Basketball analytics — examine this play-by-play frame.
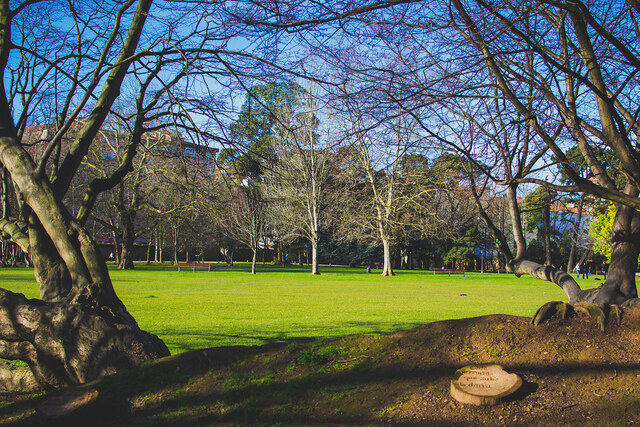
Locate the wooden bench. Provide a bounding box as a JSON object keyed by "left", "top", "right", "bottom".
{"left": 178, "top": 262, "right": 212, "bottom": 272}
{"left": 434, "top": 269, "right": 465, "bottom": 276}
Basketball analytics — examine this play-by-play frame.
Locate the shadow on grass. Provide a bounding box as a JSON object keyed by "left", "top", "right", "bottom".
{"left": 0, "top": 274, "right": 37, "bottom": 283}
{"left": 158, "top": 321, "right": 426, "bottom": 353}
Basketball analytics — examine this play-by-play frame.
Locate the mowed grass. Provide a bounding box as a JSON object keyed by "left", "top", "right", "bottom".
{"left": 0, "top": 263, "right": 601, "bottom": 354}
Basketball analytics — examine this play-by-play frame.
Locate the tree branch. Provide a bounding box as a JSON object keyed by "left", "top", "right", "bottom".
{"left": 0, "top": 218, "right": 29, "bottom": 253}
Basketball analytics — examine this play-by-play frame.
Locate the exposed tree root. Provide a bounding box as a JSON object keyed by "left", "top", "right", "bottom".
{"left": 531, "top": 301, "right": 570, "bottom": 326}
{"left": 0, "top": 285, "right": 169, "bottom": 391}
{"left": 0, "top": 363, "right": 38, "bottom": 390}
{"left": 531, "top": 300, "right": 627, "bottom": 331}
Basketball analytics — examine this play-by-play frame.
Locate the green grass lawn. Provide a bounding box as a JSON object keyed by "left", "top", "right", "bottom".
{"left": 0, "top": 263, "right": 602, "bottom": 354}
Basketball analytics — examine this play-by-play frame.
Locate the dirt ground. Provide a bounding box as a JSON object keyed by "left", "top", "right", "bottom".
{"left": 2, "top": 305, "right": 640, "bottom": 426}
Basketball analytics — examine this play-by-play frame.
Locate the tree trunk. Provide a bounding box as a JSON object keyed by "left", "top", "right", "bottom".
{"left": 0, "top": 220, "right": 168, "bottom": 390}
{"left": 584, "top": 205, "right": 640, "bottom": 304}
{"left": 112, "top": 230, "right": 122, "bottom": 266}
{"left": 154, "top": 230, "right": 158, "bottom": 263}
{"left": 172, "top": 225, "right": 178, "bottom": 266}
{"left": 381, "top": 237, "right": 395, "bottom": 276}
{"left": 251, "top": 249, "right": 257, "bottom": 274}
{"left": 146, "top": 234, "right": 152, "bottom": 265}
{"left": 512, "top": 259, "right": 583, "bottom": 302}
{"left": 29, "top": 216, "right": 71, "bottom": 302}
{"left": 118, "top": 216, "right": 135, "bottom": 270}
{"left": 0, "top": 284, "right": 168, "bottom": 390}
{"left": 117, "top": 183, "right": 136, "bottom": 269}
{"left": 311, "top": 236, "right": 320, "bottom": 275}
{"left": 118, "top": 241, "right": 134, "bottom": 270}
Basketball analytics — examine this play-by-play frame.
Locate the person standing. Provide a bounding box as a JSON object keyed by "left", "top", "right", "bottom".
{"left": 576, "top": 263, "right": 581, "bottom": 279}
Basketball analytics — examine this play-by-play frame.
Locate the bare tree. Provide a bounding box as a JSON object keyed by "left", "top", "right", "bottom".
{"left": 443, "top": 0, "right": 640, "bottom": 306}
{"left": 352, "top": 0, "right": 640, "bottom": 304}
{"left": 222, "top": 182, "right": 267, "bottom": 274}
{"left": 336, "top": 98, "right": 419, "bottom": 276}
{"left": 268, "top": 84, "right": 329, "bottom": 275}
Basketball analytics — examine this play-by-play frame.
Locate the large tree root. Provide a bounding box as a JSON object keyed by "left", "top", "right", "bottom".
{"left": 531, "top": 301, "right": 624, "bottom": 331}
{"left": 0, "top": 286, "right": 169, "bottom": 391}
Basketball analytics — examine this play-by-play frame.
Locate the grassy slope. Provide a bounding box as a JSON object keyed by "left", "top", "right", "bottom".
{"left": 0, "top": 263, "right": 601, "bottom": 354}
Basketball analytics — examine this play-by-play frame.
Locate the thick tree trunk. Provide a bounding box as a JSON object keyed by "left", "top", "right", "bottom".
{"left": 311, "top": 236, "right": 320, "bottom": 275}
{"left": 0, "top": 221, "right": 169, "bottom": 390}
{"left": 512, "top": 259, "right": 583, "bottom": 303}
{"left": 117, "top": 182, "right": 136, "bottom": 269}
{"left": 112, "top": 230, "right": 122, "bottom": 266}
{"left": 118, "top": 214, "right": 135, "bottom": 269}
{"left": 29, "top": 216, "right": 71, "bottom": 302}
{"left": 118, "top": 210, "right": 135, "bottom": 269}
{"left": 0, "top": 283, "right": 168, "bottom": 390}
{"left": 381, "top": 238, "right": 395, "bottom": 277}
{"left": 583, "top": 205, "right": 640, "bottom": 304}
{"left": 118, "top": 239, "right": 135, "bottom": 270}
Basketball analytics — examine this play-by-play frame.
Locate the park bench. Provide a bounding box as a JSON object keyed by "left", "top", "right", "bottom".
{"left": 434, "top": 269, "right": 465, "bottom": 276}
{"left": 178, "top": 262, "right": 213, "bottom": 272}
{"left": 497, "top": 269, "right": 508, "bottom": 274}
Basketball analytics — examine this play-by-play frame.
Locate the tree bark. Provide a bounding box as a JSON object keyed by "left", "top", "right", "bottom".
{"left": 118, "top": 209, "right": 136, "bottom": 270}
{"left": 381, "top": 237, "right": 394, "bottom": 276}
{"left": 29, "top": 216, "right": 70, "bottom": 302}
{"left": 0, "top": 280, "right": 168, "bottom": 390}
{"left": 172, "top": 225, "right": 178, "bottom": 266}
{"left": 159, "top": 227, "right": 164, "bottom": 263}
{"left": 311, "top": 235, "right": 320, "bottom": 275}
{"left": 146, "top": 233, "right": 152, "bottom": 264}
{"left": 251, "top": 249, "right": 257, "bottom": 274}
{"left": 512, "top": 259, "right": 583, "bottom": 303}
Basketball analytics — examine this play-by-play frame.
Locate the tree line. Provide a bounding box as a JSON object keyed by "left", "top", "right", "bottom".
{"left": 0, "top": 0, "right": 638, "bottom": 390}
{"left": 40, "top": 80, "right": 601, "bottom": 278}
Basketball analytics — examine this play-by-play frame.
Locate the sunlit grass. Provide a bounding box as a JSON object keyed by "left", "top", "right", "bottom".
{"left": 0, "top": 263, "right": 603, "bottom": 354}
